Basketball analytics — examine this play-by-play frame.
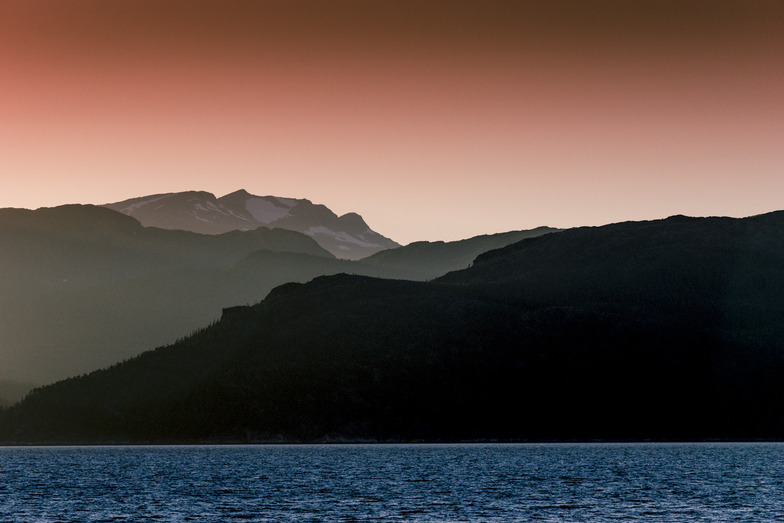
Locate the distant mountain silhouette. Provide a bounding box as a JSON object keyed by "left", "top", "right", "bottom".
{"left": 104, "top": 190, "right": 399, "bottom": 259}
{"left": 360, "top": 227, "right": 559, "bottom": 280}
{"left": 3, "top": 212, "right": 783, "bottom": 443}
{"left": 0, "top": 204, "right": 550, "bottom": 384}
{"left": 0, "top": 204, "right": 331, "bottom": 383}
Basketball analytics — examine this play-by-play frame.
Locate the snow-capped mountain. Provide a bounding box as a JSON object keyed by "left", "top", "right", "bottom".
{"left": 104, "top": 190, "right": 399, "bottom": 259}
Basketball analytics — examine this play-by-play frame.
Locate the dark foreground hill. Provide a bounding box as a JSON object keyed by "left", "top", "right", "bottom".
{"left": 2, "top": 212, "right": 783, "bottom": 443}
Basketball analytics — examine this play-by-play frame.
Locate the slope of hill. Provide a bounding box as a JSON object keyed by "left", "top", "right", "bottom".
{"left": 0, "top": 380, "right": 36, "bottom": 408}
{"left": 0, "top": 204, "right": 550, "bottom": 385}
{"left": 359, "top": 227, "right": 559, "bottom": 280}
{"left": 440, "top": 212, "right": 784, "bottom": 345}
{"left": 0, "top": 204, "right": 332, "bottom": 294}
{"left": 3, "top": 212, "right": 783, "bottom": 443}
{"left": 0, "top": 204, "right": 333, "bottom": 383}
{"left": 104, "top": 190, "right": 399, "bottom": 259}
{"left": 218, "top": 226, "right": 560, "bottom": 291}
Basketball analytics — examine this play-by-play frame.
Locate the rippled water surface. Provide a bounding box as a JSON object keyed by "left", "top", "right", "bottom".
{"left": 1, "top": 442, "right": 784, "bottom": 521}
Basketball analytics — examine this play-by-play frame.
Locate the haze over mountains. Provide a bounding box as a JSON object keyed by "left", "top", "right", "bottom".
{"left": 0, "top": 204, "right": 327, "bottom": 384}
{"left": 104, "top": 190, "right": 399, "bottom": 260}
{"left": 0, "top": 200, "right": 553, "bottom": 388}
{"left": 2, "top": 211, "right": 783, "bottom": 443}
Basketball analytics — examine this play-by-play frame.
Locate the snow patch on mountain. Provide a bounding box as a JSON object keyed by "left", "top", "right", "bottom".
{"left": 189, "top": 213, "right": 212, "bottom": 223}
{"left": 104, "top": 189, "right": 399, "bottom": 259}
{"left": 307, "top": 226, "right": 384, "bottom": 248}
{"left": 245, "top": 198, "right": 292, "bottom": 224}
{"left": 194, "top": 202, "right": 221, "bottom": 214}
{"left": 119, "top": 194, "right": 170, "bottom": 214}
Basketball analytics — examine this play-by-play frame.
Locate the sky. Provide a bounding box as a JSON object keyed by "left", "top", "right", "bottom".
{"left": 1, "top": 0, "right": 783, "bottom": 245}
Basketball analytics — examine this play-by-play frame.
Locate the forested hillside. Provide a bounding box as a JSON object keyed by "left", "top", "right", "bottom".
{"left": 2, "top": 213, "right": 783, "bottom": 443}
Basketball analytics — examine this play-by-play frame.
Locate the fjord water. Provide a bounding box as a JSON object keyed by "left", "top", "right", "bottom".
{"left": 1, "top": 443, "right": 783, "bottom": 521}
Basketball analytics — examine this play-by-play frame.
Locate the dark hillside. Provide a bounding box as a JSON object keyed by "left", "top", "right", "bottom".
{"left": 440, "top": 213, "right": 784, "bottom": 344}
{"left": 2, "top": 213, "right": 783, "bottom": 443}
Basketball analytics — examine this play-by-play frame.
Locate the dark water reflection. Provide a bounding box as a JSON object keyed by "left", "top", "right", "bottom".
{"left": 1, "top": 442, "right": 783, "bottom": 521}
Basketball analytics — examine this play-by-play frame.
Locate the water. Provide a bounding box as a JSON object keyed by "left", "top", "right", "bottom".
{"left": 1, "top": 442, "right": 783, "bottom": 521}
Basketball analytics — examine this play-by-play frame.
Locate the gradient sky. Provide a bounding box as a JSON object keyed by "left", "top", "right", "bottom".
{"left": 1, "top": 1, "right": 782, "bottom": 244}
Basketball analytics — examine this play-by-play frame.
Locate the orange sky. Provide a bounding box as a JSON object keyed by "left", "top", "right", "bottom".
{"left": 1, "top": 0, "right": 783, "bottom": 244}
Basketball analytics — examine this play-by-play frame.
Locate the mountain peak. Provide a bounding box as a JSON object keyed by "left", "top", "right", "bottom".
{"left": 222, "top": 189, "right": 251, "bottom": 198}
{"left": 338, "top": 212, "right": 370, "bottom": 232}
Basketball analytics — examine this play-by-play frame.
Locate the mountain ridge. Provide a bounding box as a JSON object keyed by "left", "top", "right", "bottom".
{"left": 0, "top": 203, "right": 552, "bottom": 384}
{"left": 3, "top": 211, "right": 783, "bottom": 442}
{"left": 104, "top": 189, "right": 399, "bottom": 260}
{"left": 0, "top": 204, "right": 333, "bottom": 383}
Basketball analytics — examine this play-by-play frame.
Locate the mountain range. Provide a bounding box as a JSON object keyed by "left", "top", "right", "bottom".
{"left": 0, "top": 202, "right": 554, "bottom": 387}
{"left": 104, "top": 190, "right": 399, "bottom": 260}
{"left": 2, "top": 211, "right": 782, "bottom": 443}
